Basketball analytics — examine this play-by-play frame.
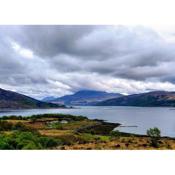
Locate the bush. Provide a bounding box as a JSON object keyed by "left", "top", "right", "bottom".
{"left": 110, "top": 130, "right": 121, "bottom": 137}
{"left": 0, "top": 139, "right": 12, "bottom": 149}
{"left": 22, "top": 142, "right": 40, "bottom": 150}
{"left": 39, "top": 137, "right": 60, "bottom": 148}
{"left": 77, "top": 133, "right": 97, "bottom": 144}
{"left": 0, "top": 121, "right": 13, "bottom": 131}
{"left": 0, "top": 120, "right": 36, "bottom": 132}
{"left": 26, "top": 114, "right": 87, "bottom": 121}
{"left": 147, "top": 127, "right": 161, "bottom": 148}
{"left": 2, "top": 116, "right": 24, "bottom": 120}
{"left": 0, "top": 131, "right": 61, "bottom": 150}
{"left": 12, "top": 122, "right": 37, "bottom": 133}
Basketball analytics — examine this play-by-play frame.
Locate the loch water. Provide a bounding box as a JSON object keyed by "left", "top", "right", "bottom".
{"left": 0, "top": 106, "right": 175, "bottom": 137}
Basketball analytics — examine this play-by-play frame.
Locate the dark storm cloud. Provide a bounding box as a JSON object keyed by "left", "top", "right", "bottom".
{"left": 8, "top": 25, "right": 175, "bottom": 77}
{"left": 1, "top": 25, "right": 175, "bottom": 98}
{"left": 5, "top": 25, "right": 97, "bottom": 57}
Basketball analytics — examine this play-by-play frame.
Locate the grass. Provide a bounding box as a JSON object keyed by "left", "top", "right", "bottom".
{"left": 0, "top": 113, "right": 175, "bottom": 149}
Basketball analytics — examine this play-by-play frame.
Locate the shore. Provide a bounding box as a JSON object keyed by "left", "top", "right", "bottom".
{"left": 0, "top": 113, "right": 175, "bottom": 149}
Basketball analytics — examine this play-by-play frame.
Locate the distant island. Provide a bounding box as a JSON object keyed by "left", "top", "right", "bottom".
{"left": 0, "top": 88, "right": 65, "bottom": 109}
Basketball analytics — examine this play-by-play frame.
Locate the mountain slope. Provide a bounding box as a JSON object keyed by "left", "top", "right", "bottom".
{"left": 96, "top": 91, "right": 175, "bottom": 107}
{"left": 44, "top": 90, "right": 123, "bottom": 105}
{"left": 42, "top": 96, "right": 56, "bottom": 102}
{"left": 0, "top": 88, "right": 64, "bottom": 109}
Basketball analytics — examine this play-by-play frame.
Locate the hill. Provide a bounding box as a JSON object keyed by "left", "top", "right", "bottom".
{"left": 96, "top": 91, "right": 175, "bottom": 107}
{"left": 43, "top": 90, "right": 123, "bottom": 105}
{"left": 0, "top": 88, "right": 65, "bottom": 109}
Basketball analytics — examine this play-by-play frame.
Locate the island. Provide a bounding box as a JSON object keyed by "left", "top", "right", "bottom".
{"left": 0, "top": 113, "right": 175, "bottom": 149}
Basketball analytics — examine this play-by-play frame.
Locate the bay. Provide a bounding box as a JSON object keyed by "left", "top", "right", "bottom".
{"left": 0, "top": 106, "right": 175, "bottom": 137}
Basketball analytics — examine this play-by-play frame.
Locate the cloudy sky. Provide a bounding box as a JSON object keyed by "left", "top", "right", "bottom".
{"left": 1, "top": 25, "right": 175, "bottom": 99}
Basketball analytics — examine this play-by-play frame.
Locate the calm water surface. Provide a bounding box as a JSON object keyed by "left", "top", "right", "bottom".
{"left": 0, "top": 106, "right": 175, "bottom": 137}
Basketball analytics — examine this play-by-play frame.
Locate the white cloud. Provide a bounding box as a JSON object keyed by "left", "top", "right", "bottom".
{"left": 11, "top": 41, "right": 34, "bottom": 59}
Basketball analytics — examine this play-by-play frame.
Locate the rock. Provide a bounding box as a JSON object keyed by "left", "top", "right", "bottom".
{"left": 115, "top": 144, "right": 120, "bottom": 148}
{"left": 125, "top": 143, "right": 129, "bottom": 147}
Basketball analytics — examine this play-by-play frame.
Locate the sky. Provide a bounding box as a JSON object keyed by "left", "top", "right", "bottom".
{"left": 1, "top": 25, "right": 175, "bottom": 99}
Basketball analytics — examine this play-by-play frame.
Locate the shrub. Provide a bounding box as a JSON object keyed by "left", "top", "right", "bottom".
{"left": 39, "top": 137, "right": 60, "bottom": 148}
{"left": 77, "top": 133, "right": 97, "bottom": 144}
{"left": 0, "top": 140, "right": 12, "bottom": 149}
{"left": 0, "top": 131, "right": 61, "bottom": 150}
{"left": 2, "top": 116, "right": 23, "bottom": 120}
{"left": 147, "top": 127, "right": 161, "bottom": 148}
{"left": 30, "top": 118, "right": 37, "bottom": 123}
{"left": 13, "top": 122, "right": 28, "bottom": 131}
{"left": 0, "top": 120, "right": 36, "bottom": 132}
{"left": 110, "top": 130, "right": 120, "bottom": 137}
{"left": 22, "top": 142, "right": 40, "bottom": 150}
{"left": 0, "top": 121, "right": 13, "bottom": 131}
{"left": 12, "top": 122, "right": 37, "bottom": 133}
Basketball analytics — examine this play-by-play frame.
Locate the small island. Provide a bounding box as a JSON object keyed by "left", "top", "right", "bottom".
{"left": 0, "top": 113, "right": 175, "bottom": 150}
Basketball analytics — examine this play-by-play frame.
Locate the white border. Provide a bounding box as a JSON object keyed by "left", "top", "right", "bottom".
{"left": 0, "top": 0, "right": 174, "bottom": 26}
{"left": 0, "top": 150, "right": 174, "bottom": 175}
{"left": 0, "top": 0, "right": 175, "bottom": 174}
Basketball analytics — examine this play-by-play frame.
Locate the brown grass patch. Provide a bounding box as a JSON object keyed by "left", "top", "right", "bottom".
{"left": 39, "top": 129, "right": 72, "bottom": 137}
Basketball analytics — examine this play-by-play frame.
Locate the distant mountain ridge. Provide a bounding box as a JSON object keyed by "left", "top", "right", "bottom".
{"left": 42, "top": 96, "right": 56, "bottom": 102}
{"left": 43, "top": 90, "right": 123, "bottom": 106}
{"left": 4, "top": 88, "right": 175, "bottom": 109}
{"left": 96, "top": 91, "right": 175, "bottom": 107}
{"left": 0, "top": 88, "right": 64, "bottom": 109}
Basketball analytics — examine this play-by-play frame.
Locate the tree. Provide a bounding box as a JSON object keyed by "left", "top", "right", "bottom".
{"left": 147, "top": 127, "right": 161, "bottom": 148}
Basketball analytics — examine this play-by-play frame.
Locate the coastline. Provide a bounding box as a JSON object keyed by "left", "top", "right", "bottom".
{"left": 0, "top": 113, "right": 174, "bottom": 149}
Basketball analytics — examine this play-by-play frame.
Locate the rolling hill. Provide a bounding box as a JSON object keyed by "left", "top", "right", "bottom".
{"left": 96, "top": 91, "right": 175, "bottom": 107}
{"left": 43, "top": 90, "right": 123, "bottom": 106}
{"left": 0, "top": 88, "right": 65, "bottom": 109}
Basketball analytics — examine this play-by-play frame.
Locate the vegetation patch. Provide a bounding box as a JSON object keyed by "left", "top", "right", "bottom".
{"left": 0, "top": 113, "right": 175, "bottom": 150}
{"left": 0, "top": 131, "right": 62, "bottom": 149}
